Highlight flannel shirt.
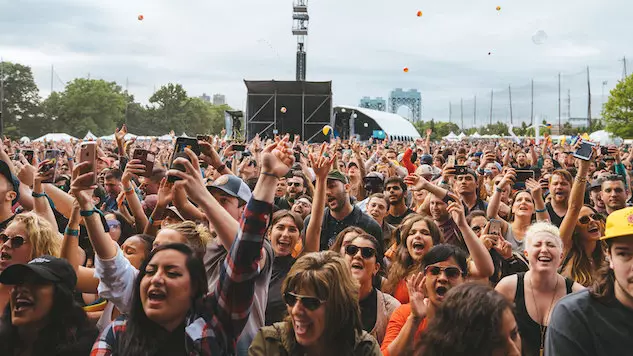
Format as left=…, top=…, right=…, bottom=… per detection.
left=91, top=198, right=272, bottom=356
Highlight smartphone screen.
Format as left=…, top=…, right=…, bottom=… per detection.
left=79, top=142, right=97, bottom=185
left=454, top=165, right=468, bottom=175
left=168, top=138, right=200, bottom=182
left=233, top=144, right=246, bottom=152
left=489, top=219, right=502, bottom=236
left=573, top=142, right=595, bottom=161
left=133, top=149, right=155, bottom=177
left=24, top=150, right=35, bottom=164
left=447, top=155, right=456, bottom=166
left=41, top=150, right=60, bottom=183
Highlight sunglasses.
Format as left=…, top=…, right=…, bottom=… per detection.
left=345, top=244, right=377, bottom=259
left=578, top=213, right=602, bottom=225
left=288, top=182, right=303, bottom=187
left=283, top=292, right=326, bottom=311
left=424, top=265, right=463, bottom=279
left=471, top=225, right=484, bottom=233
left=0, top=234, right=27, bottom=249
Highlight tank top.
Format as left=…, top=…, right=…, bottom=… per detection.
left=514, top=272, right=574, bottom=356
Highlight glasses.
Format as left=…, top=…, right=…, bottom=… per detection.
left=107, top=220, right=121, bottom=229
left=0, top=234, right=27, bottom=249
left=283, top=292, right=326, bottom=311
left=288, top=182, right=303, bottom=187
left=345, top=244, right=377, bottom=259
left=424, top=265, right=463, bottom=279
left=579, top=213, right=602, bottom=225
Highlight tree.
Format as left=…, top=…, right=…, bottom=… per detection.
left=414, top=119, right=460, bottom=141
left=0, top=61, right=43, bottom=137
left=603, top=74, right=633, bottom=138
left=52, top=79, right=127, bottom=137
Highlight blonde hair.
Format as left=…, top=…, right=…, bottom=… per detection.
left=525, top=222, right=562, bottom=250
left=11, top=212, right=61, bottom=259
left=163, top=221, right=211, bottom=259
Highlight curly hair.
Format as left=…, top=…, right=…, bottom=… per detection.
left=11, top=212, right=61, bottom=260
left=416, top=283, right=517, bottom=356
left=282, top=251, right=362, bottom=355
left=383, top=215, right=443, bottom=295
left=162, top=221, right=211, bottom=259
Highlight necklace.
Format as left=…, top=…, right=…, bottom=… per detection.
left=529, top=273, right=560, bottom=356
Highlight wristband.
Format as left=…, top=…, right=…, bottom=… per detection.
left=124, top=186, right=134, bottom=193
left=32, top=191, right=48, bottom=198
left=80, top=208, right=99, bottom=217
left=535, top=208, right=547, bottom=213
left=495, top=187, right=504, bottom=193
left=261, top=172, right=280, bottom=179
left=67, top=157, right=74, bottom=161
left=149, top=217, right=163, bottom=227
left=64, top=228, right=80, bottom=236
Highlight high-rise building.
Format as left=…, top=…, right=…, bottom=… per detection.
left=199, top=93, right=211, bottom=103
left=360, top=97, right=387, bottom=111
left=213, top=94, right=226, bottom=106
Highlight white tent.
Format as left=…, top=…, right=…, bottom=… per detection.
left=443, top=132, right=459, bottom=141
left=157, top=134, right=173, bottom=141
left=84, top=131, right=97, bottom=140
left=180, top=132, right=189, bottom=137
left=470, top=132, right=481, bottom=138
left=589, top=130, right=621, bottom=146
left=457, top=132, right=467, bottom=140
left=33, top=133, right=77, bottom=142
left=19, top=136, right=30, bottom=143
left=99, top=133, right=137, bottom=141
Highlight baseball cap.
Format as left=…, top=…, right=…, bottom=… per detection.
left=0, top=160, right=20, bottom=206
left=601, top=207, right=633, bottom=241
left=590, top=179, right=603, bottom=190
left=327, top=170, right=348, bottom=184
left=347, top=161, right=358, bottom=169
left=0, top=255, right=77, bottom=291
left=364, top=171, right=384, bottom=182
left=604, top=156, right=615, bottom=161
left=417, top=164, right=434, bottom=177
left=420, top=154, right=433, bottom=166
left=166, top=206, right=185, bottom=221
left=207, top=174, right=252, bottom=205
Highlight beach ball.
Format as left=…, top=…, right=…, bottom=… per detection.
left=417, top=11, right=422, bottom=17
left=403, top=67, right=409, bottom=73
left=280, top=107, right=287, bottom=114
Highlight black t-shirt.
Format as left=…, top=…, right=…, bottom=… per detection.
left=0, top=214, right=15, bottom=232
left=385, top=208, right=416, bottom=227
left=303, top=206, right=384, bottom=252
left=546, top=289, right=633, bottom=356
left=359, top=288, right=378, bottom=333
left=546, top=202, right=565, bottom=227
left=265, top=255, right=295, bottom=326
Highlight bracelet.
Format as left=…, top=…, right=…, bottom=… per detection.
left=575, top=177, right=588, bottom=184
left=535, top=208, right=547, bottom=213
left=149, top=217, right=163, bottom=227
left=67, top=157, right=74, bottom=161
left=64, top=228, right=80, bottom=236
left=216, top=164, right=226, bottom=172
left=495, top=187, right=504, bottom=193
left=124, top=186, right=134, bottom=193
left=80, top=208, right=97, bottom=217
left=32, top=191, right=47, bottom=198
left=261, top=172, right=279, bottom=179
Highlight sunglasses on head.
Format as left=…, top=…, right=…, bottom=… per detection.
left=424, top=265, right=463, bottom=279
left=283, top=292, right=326, bottom=311
left=578, top=213, right=602, bottom=225
left=0, top=234, right=27, bottom=249
left=345, top=244, right=377, bottom=259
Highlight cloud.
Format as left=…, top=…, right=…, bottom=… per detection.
left=0, top=0, right=630, bottom=129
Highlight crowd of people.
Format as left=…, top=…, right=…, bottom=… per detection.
left=0, top=125, right=631, bottom=356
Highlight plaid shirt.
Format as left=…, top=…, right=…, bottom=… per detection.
left=91, top=198, right=272, bottom=356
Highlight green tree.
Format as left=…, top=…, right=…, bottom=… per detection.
left=603, top=74, right=633, bottom=138
left=52, top=78, right=127, bottom=137
left=414, top=119, right=460, bottom=141
left=0, top=61, right=43, bottom=137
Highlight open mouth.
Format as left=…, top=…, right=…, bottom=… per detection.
left=277, top=239, right=292, bottom=249
left=0, top=252, right=11, bottom=261
left=436, top=286, right=448, bottom=297
left=588, top=226, right=600, bottom=234
left=148, top=290, right=166, bottom=302
left=327, top=196, right=336, bottom=204
left=13, top=297, right=34, bottom=312
left=412, top=242, right=425, bottom=253
left=293, top=319, right=312, bottom=336
left=537, top=256, right=552, bottom=262
left=351, top=261, right=364, bottom=270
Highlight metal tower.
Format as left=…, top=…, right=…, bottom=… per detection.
left=292, top=0, right=309, bottom=81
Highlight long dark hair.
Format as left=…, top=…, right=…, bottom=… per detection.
left=416, top=283, right=516, bottom=356
left=563, top=205, right=606, bottom=286
left=589, top=239, right=617, bottom=303
left=0, top=283, right=97, bottom=355
left=115, top=243, right=208, bottom=356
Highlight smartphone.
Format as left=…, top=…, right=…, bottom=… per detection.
left=573, top=141, right=596, bottom=161
left=454, top=165, right=468, bottom=175
left=168, top=137, right=200, bottom=182
left=233, top=144, right=246, bottom=152
left=489, top=219, right=502, bottom=236
left=447, top=155, right=456, bottom=166
left=133, top=149, right=155, bottom=177
left=513, top=169, right=535, bottom=190
left=197, top=135, right=210, bottom=142
left=78, top=142, right=97, bottom=185
left=600, top=146, right=609, bottom=156
left=294, top=152, right=301, bottom=162
left=40, top=149, right=61, bottom=183
left=23, top=150, right=35, bottom=165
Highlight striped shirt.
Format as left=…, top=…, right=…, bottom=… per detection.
left=91, top=198, right=272, bottom=356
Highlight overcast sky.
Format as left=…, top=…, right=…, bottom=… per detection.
left=1, top=0, right=631, bottom=127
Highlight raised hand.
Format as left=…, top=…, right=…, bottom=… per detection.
left=199, top=141, right=223, bottom=168
left=404, top=173, right=429, bottom=192
left=309, top=143, right=334, bottom=181
left=406, top=272, right=429, bottom=319
left=156, top=177, right=174, bottom=207
left=493, top=236, right=513, bottom=260
left=525, top=178, right=542, bottom=197
left=447, top=195, right=466, bottom=226
left=70, top=162, right=97, bottom=208
left=261, top=136, right=295, bottom=178
left=115, top=125, right=128, bottom=143
left=498, top=168, right=516, bottom=188
left=122, top=159, right=146, bottom=184
left=166, top=148, right=208, bottom=205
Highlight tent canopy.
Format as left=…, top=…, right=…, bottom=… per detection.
left=335, top=105, right=421, bottom=141
left=34, top=133, right=77, bottom=142
left=471, top=132, right=481, bottom=138
left=84, top=131, right=97, bottom=140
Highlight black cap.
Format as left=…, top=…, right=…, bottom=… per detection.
left=0, top=160, right=20, bottom=206
left=0, top=255, right=77, bottom=290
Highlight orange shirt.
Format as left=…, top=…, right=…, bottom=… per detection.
left=381, top=304, right=428, bottom=356
left=393, top=279, right=409, bottom=304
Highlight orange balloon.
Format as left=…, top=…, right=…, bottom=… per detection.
left=403, top=67, right=409, bottom=73
left=138, top=14, right=144, bottom=21
left=416, top=11, right=422, bottom=17
left=496, top=6, right=501, bottom=11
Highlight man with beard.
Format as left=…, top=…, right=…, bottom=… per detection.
left=303, top=170, right=382, bottom=251
left=357, top=172, right=385, bottom=213
left=513, top=151, right=531, bottom=169
left=589, top=179, right=607, bottom=214
left=366, top=193, right=396, bottom=249
left=455, top=169, right=487, bottom=216
left=600, top=175, right=628, bottom=214
left=384, top=177, right=416, bottom=226
left=545, top=208, right=633, bottom=355
left=101, top=169, right=123, bottom=212
left=286, top=173, right=307, bottom=203
left=546, top=170, right=572, bottom=227
left=291, top=194, right=312, bottom=220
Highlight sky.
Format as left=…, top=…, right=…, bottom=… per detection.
left=1, top=0, right=631, bottom=128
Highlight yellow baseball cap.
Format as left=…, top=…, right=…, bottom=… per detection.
left=601, top=207, right=633, bottom=240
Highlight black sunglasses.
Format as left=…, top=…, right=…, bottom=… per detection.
left=471, top=225, right=483, bottom=233
left=578, top=213, right=602, bottom=225
left=424, top=265, right=463, bottom=279
left=283, top=292, right=326, bottom=311
left=345, top=244, right=377, bottom=259
left=0, top=234, right=27, bottom=249
left=288, top=182, right=303, bottom=187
